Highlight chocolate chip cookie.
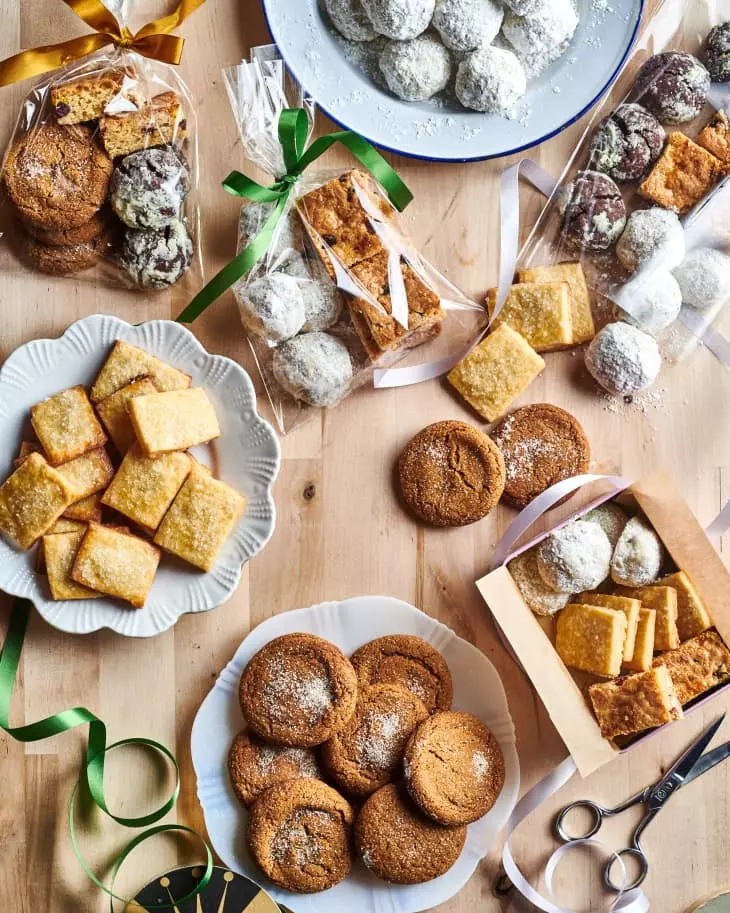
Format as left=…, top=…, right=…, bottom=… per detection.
left=227, top=729, right=322, bottom=807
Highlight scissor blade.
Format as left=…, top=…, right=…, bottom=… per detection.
left=653, top=713, right=726, bottom=794
left=682, top=741, right=730, bottom=787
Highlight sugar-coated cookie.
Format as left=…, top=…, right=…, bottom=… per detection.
left=537, top=519, right=612, bottom=592
left=611, top=516, right=663, bottom=586
left=227, top=729, right=322, bottom=807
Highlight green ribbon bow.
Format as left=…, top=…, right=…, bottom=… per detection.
left=0, top=597, right=213, bottom=910
left=176, top=107, right=413, bottom=324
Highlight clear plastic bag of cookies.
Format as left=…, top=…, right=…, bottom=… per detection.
left=222, top=47, right=485, bottom=434
left=513, top=0, right=730, bottom=397
left=0, top=13, right=202, bottom=298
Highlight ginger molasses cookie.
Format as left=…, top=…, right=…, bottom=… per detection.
left=491, top=404, right=590, bottom=509
left=21, top=208, right=110, bottom=247
left=22, top=223, right=115, bottom=276
left=239, top=633, right=357, bottom=748
left=248, top=779, right=354, bottom=893
left=4, top=125, right=113, bottom=231
left=355, top=784, right=467, bottom=884
left=404, top=711, right=505, bottom=826
left=321, top=683, right=428, bottom=798
left=228, top=729, right=322, bottom=807
left=350, top=634, right=453, bottom=712
left=397, top=420, right=505, bottom=527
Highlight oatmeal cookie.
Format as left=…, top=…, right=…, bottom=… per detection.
left=350, top=634, right=453, bottom=712
left=239, top=633, right=358, bottom=747
left=397, top=420, right=505, bottom=527
left=227, top=729, right=322, bottom=807
left=22, top=222, right=115, bottom=275
left=248, top=779, right=354, bottom=893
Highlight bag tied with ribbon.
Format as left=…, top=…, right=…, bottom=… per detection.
left=0, top=0, right=205, bottom=295
left=179, top=48, right=487, bottom=435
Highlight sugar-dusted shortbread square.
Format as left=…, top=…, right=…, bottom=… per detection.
left=639, top=132, right=725, bottom=214
left=624, top=608, right=656, bottom=672
left=0, top=453, right=76, bottom=549
left=101, top=443, right=192, bottom=533
left=96, top=377, right=159, bottom=454
left=31, top=386, right=107, bottom=465
left=487, top=281, right=573, bottom=352
left=573, top=593, right=641, bottom=662
left=556, top=602, right=627, bottom=677
left=589, top=665, right=683, bottom=739
left=154, top=465, right=246, bottom=571
left=128, top=388, right=220, bottom=457
left=71, top=524, right=160, bottom=608
left=44, top=530, right=101, bottom=600
left=36, top=517, right=88, bottom=573
left=14, top=440, right=41, bottom=467
left=517, top=261, right=595, bottom=344
left=615, top=585, right=680, bottom=651
left=63, top=492, right=103, bottom=523
left=653, top=631, right=730, bottom=704
left=90, top=340, right=191, bottom=403
left=447, top=324, right=545, bottom=423
left=55, top=448, right=114, bottom=501
left=659, top=571, right=712, bottom=641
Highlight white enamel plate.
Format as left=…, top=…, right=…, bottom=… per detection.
left=191, top=596, right=520, bottom=913
left=262, top=0, right=644, bottom=162
left=0, top=315, right=280, bottom=638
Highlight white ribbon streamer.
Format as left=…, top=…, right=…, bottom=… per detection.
left=679, top=309, right=730, bottom=367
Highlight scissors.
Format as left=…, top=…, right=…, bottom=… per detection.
left=555, top=713, right=730, bottom=893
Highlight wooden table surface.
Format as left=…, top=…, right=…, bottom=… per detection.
left=1, top=1, right=729, bottom=911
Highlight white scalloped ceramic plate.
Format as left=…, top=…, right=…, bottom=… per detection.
left=191, top=596, right=520, bottom=913
left=0, top=315, right=280, bottom=638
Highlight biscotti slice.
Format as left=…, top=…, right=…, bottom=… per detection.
left=0, top=453, right=76, bottom=549
left=31, top=385, right=107, bottom=464
left=487, top=281, right=573, bottom=352
left=51, top=69, right=143, bottom=125
left=653, top=630, right=730, bottom=704
left=556, top=602, right=628, bottom=678
left=615, top=585, right=680, bottom=651
left=624, top=608, right=656, bottom=672
left=71, top=523, right=160, bottom=608
left=95, top=376, right=159, bottom=454
left=128, top=388, right=220, bottom=456
left=44, top=530, right=101, bottom=600
left=659, top=571, right=712, bottom=642
left=517, top=261, right=595, bottom=344
left=99, top=91, right=186, bottom=159
left=639, top=132, right=725, bottom=214
left=90, top=340, right=190, bottom=403
left=573, top=593, right=641, bottom=662
left=588, top=665, right=683, bottom=739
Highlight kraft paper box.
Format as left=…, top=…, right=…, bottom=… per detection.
left=476, top=471, right=730, bottom=777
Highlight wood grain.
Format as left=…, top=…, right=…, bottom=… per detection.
left=0, top=1, right=729, bottom=911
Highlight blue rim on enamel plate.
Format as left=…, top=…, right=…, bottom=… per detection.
left=0, top=315, right=280, bottom=638
left=191, top=596, right=520, bottom=913
left=261, top=0, right=644, bottom=162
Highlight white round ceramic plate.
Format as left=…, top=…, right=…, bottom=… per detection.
left=191, top=595, right=520, bottom=913
left=262, top=0, right=644, bottom=162
left=0, top=315, right=280, bottom=638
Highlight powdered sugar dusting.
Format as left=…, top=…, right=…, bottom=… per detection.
left=257, top=745, right=321, bottom=779
left=472, top=750, right=491, bottom=778
left=270, top=809, right=335, bottom=866
left=356, top=711, right=403, bottom=769
left=262, top=658, right=334, bottom=725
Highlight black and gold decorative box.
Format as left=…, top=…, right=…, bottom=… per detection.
left=129, top=865, right=283, bottom=913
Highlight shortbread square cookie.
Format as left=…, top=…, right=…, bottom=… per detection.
left=624, top=608, right=656, bottom=672
left=556, top=602, right=628, bottom=677
left=639, top=132, right=725, bottom=213
left=55, top=448, right=114, bottom=501
left=101, top=443, right=192, bottom=533
left=71, top=524, right=160, bottom=608
left=154, top=465, right=246, bottom=571
left=44, top=530, right=101, bottom=600
left=36, top=517, right=88, bottom=573
left=14, top=440, right=41, bottom=467
left=128, top=388, right=220, bottom=457
left=653, top=631, right=730, bottom=704
left=31, top=386, right=107, bottom=464
left=0, top=453, right=76, bottom=549
left=659, top=571, right=712, bottom=641
left=96, top=377, right=159, bottom=454
left=517, top=262, right=595, bottom=344
left=698, top=111, right=730, bottom=166
left=63, top=492, right=102, bottom=523
left=90, top=340, right=191, bottom=403
left=574, top=593, right=641, bottom=662
left=447, top=324, right=545, bottom=422
left=589, top=665, right=683, bottom=739
left=615, top=585, right=680, bottom=651
left=487, top=281, right=573, bottom=352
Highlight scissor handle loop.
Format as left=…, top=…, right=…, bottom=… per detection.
left=554, top=800, right=604, bottom=842
left=604, top=847, right=649, bottom=893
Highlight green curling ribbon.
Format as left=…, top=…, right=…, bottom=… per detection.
left=0, top=597, right=213, bottom=910
left=176, top=106, right=413, bottom=324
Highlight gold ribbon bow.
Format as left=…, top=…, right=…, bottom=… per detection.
left=0, top=0, right=206, bottom=87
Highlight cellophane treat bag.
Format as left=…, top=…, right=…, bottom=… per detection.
left=516, top=0, right=730, bottom=393
left=224, top=47, right=485, bottom=434
left=0, top=5, right=202, bottom=297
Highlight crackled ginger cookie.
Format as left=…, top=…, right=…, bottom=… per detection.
left=227, top=729, right=322, bottom=807
left=248, top=779, right=354, bottom=893
left=404, top=711, right=505, bottom=826
left=239, top=633, right=357, bottom=748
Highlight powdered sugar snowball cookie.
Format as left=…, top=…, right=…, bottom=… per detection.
left=616, top=207, right=685, bottom=274
left=432, top=0, right=503, bottom=52
left=585, top=322, right=661, bottom=396
left=238, top=273, right=306, bottom=343
left=455, top=46, right=526, bottom=116
left=273, top=332, right=353, bottom=407
left=560, top=170, right=627, bottom=252
left=508, top=549, right=570, bottom=617
left=501, top=0, right=578, bottom=78
left=110, top=148, right=189, bottom=230
left=589, top=103, right=666, bottom=183
left=238, top=201, right=303, bottom=254
left=379, top=34, right=452, bottom=101
left=635, top=52, right=710, bottom=124
left=118, top=220, right=192, bottom=289
left=278, top=250, right=344, bottom=331
left=361, top=0, right=436, bottom=39
left=617, top=270, right=682, bottom=336
left=673, top=247, right=730, bottom=311
left=584, top=502, right=629, bottom=549
left=501, top=0, right=541, bottom=15
left=611, top=515, right=663, bottom=586
left=536, top=519, right=612, bottom=593
left=324, top=0, right=379, bottom=41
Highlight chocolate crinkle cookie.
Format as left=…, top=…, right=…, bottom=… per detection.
left=111, top=148, right=190, bottom=230
left=590, top=103, right=666, bottom=182
left=704, top=22, right=730, bottom=83
left=560, top=170, right=627, bottom=252
left=119, top=219, right=193, bottom=288
left=634, top=52, right=710, bottom=123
